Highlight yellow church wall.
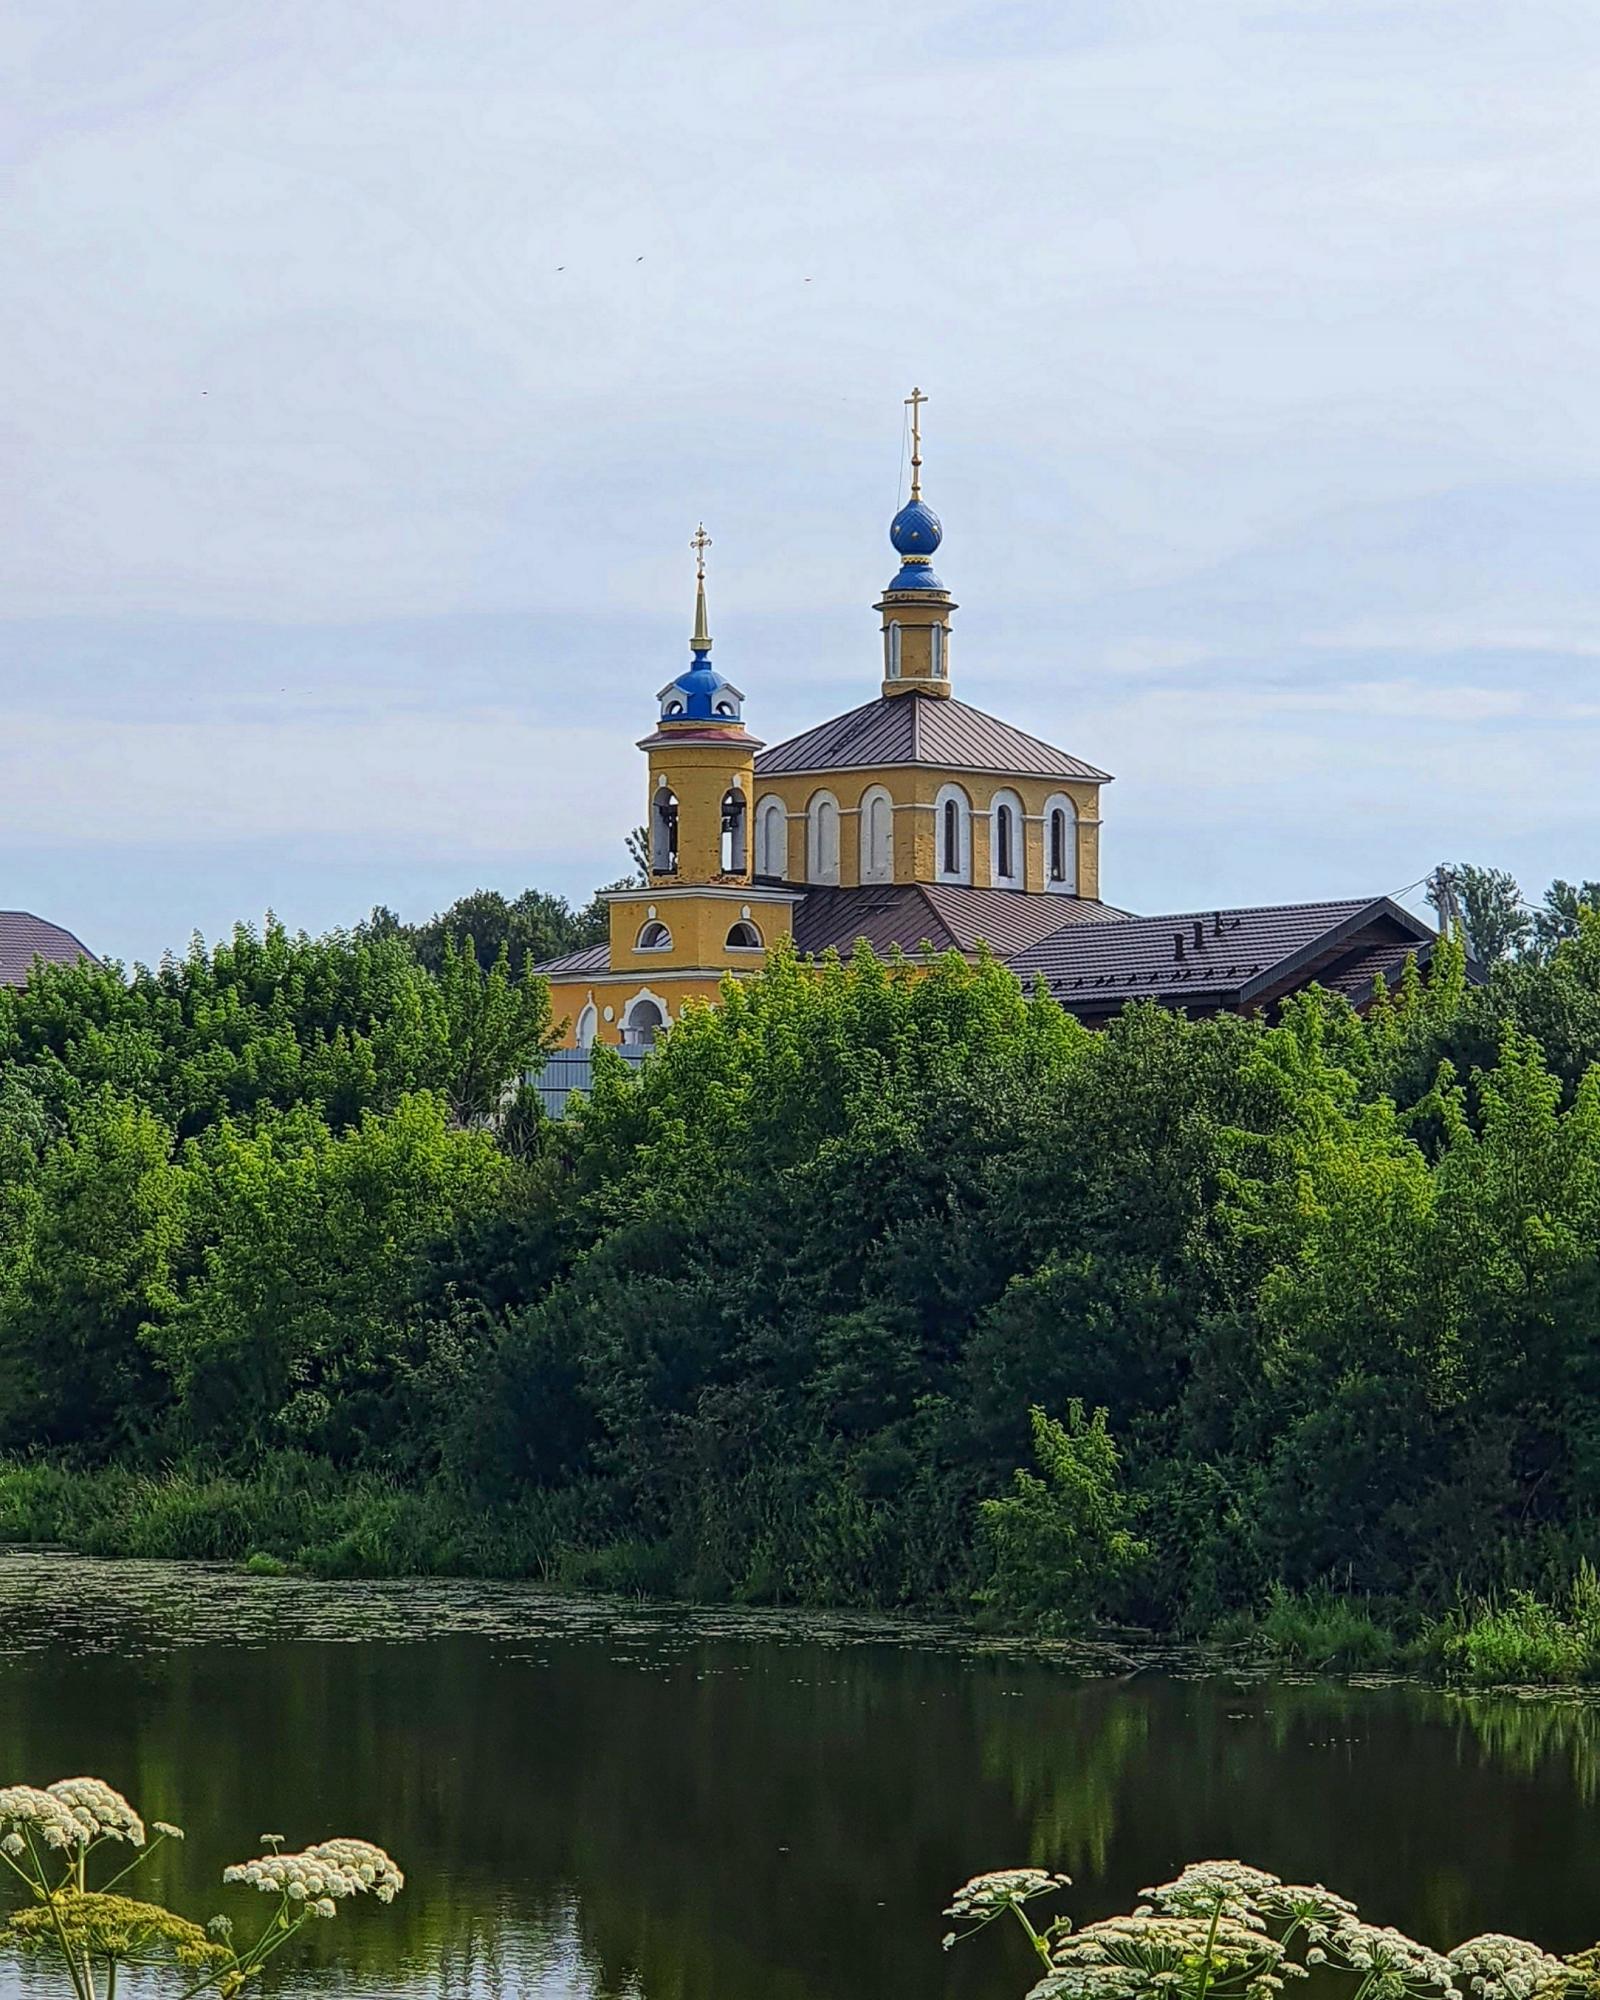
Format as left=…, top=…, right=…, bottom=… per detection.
left=546, top=972, right=734, bottom=1050
left=608, top=888, right=795, bottom=974
left=643, top=727, right=757, bottom=884
left=750, top=768, right=1103, bottom=897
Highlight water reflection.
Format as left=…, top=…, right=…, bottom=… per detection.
left=2, top=1555, right=1600, bottom=2000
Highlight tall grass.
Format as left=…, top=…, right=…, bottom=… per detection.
left=0, top=1457, right=609, bottom=1581
left=1420, top=1564, right=1600, bottom=1685
left=1249, top=1586, right=1401, bottom=1670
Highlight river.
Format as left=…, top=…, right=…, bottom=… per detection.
left=1, top=1550, right=1598, bottom=1997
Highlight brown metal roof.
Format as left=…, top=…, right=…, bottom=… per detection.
left=0, top=911, right=95, bottom=987
left=534, top=942, right=612, bottom=978
left=755, top=693, right=1112, bottom=783
left=792, top=883, right=1126, bottom=959
left=1008, top=898, right=1436, bottom=1011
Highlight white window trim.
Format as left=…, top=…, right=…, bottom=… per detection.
left=635, top=921, right=674, bottom=951
left=933, top=782, right=972, bottom=885
left=930, top=624, right=946, bottom=678
left=989, top=789, right=1024, bottom=889
left=858, top=784, right=895, bottom=884
left=754, top=795, right=789, bottom=878
left=1043, top=792, right=1078, bottom=894
left=807, top=789, right=841, bottom=885
left=886, top=623, right=903, bottom=679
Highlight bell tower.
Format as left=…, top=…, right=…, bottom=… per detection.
left=878, top=386, right=956, bottom=699
left=607, top=526, right=799, bottom=982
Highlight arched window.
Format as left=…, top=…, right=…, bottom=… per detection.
left=720, top=786, right=747, bottom=873
left=885, top=623, right=903, bottom=679
left=754, top=796, right=788, bottom=878
left=930, top=625, right=947, bottom=678
left=807, top=790, right=840, bottom=885
left=651, top=786, right=679, bottom=874
left=990, top=789, right=1024, bottom=889
left=623, top=997, right=666, bottom=1047
left=1044, top=793, right=1078, bottom=893
left=725, top=920, right=763, bottom=949
left=859, top=785, right=894, bottom=884
left=636, top=920, right=673, bottom=951
left=934, top=783, right=971, bottom=884
left=714, top=697, right=738, bottom=718
left=575, top=1002, right=598, bottom=1050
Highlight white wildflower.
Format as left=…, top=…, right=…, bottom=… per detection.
left=1262, top=1884, right=1360, bottom=1940
left=1050, top=1913, right=1286, bottom=1991
left=223, top=1837, right=404, bottom=1911
left=946, top=1868, right=1074, bottom=1927
left=1143, top=1862, right=1281, bottom=1928
left=313, top=1898, right=337, bottom=1920
left=0, top=1786, right=94, bottom=1851
left=1330, top=1920, right=1458, bottom=1996
left=46, top=1778, right=146, bottom=1847
left=153, top=1821, right=185, bottom=1841
left=1448, top=1936, right=1568, bottom=2000
left=1, top=1833, right=24, bottom=1858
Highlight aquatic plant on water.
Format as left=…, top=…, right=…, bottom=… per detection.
left=0, top=1775, right=402, bottom=1999
left=945, top=1859, right=1572, bottom=2000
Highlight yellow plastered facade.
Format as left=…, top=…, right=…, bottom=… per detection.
left=748, top=768, right=1102, bottom=898
left=878, top=586, right=956, bottom=700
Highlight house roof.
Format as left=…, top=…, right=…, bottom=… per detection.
left=792, top=883, right=1128, bottom=959
left=1007, top=897, right=1437, bottom=1014
left=0, top=911, right=96, bottom=987
left=534, top=942, right=612, bottom=978
left=754, top=692, right=1112, bottom=783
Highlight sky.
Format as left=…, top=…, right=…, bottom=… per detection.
left=5, top=0, right=1600, bottom=964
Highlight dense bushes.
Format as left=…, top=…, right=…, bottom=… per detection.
left=8, top=908, right=1600, bottom=1662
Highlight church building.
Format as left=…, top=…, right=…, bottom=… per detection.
left=538, top=396, right=1439, bottom=1051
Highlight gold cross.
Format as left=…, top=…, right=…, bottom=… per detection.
left=690, top=521, right=712, bottom=580
left=905, top=386, right=927, bottom=499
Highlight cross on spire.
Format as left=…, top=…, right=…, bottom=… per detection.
left=690, top=522, right=712, bottom=651
left=905, top=386, right=927, bottom=500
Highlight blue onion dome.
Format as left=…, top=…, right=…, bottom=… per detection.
left=890, top=496, right=943, bottom=557
left=886, top=494, right=946, bottom=592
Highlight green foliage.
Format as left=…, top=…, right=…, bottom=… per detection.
left=1421, top=1565, right=1600, bottom=1685
left=1251, top=1587, right=1399, bottom=1670
left=976, top=1403, right=1147, bottom=1630
left=11, top=889, right=1600, bottom=1660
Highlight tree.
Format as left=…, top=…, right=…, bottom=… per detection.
left=1429, top=863, right=1532, bottom=964
left=975, top=1403, right=1148, bottom=1630
left=402, top=889, right=592, bottom=976
left=1534, top=879, right=1600, bottom=957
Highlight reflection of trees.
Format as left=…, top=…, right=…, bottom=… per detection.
left=976, top=1679, right=1149, bottom=1875
left=1437, top=1692, right=1600, bottom=1805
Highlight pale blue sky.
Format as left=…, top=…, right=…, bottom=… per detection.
left=5, top=0, right=1599, bottom=962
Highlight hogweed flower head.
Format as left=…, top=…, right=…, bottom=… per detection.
left=945, top=1868, right=1073, bottom=1935
left=153, top=1820, right=185, bottom=1841
left=1143, top=1862, right=1282, bottom=1929
left=1045, top=1912, right=1292, bottom=1997
left=1330, top=1920, right=1458, bottom=1996
left=0, top=1785, right=95, bottom=1852
left=1261, top=1884, right=1360, bottom=1940
left=1448, top=1935, right=1568, bottom=2000
left=223, top=1837, right=404, bottom=1910
left=47, top=1778, right=146, bottom=1847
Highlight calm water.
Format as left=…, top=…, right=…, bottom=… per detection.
left=3, top=1553, right=1600, bottom=1998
